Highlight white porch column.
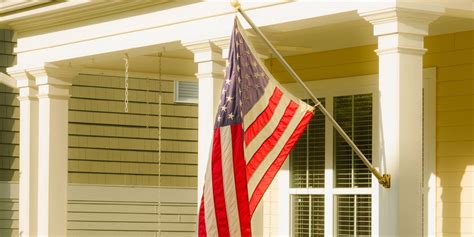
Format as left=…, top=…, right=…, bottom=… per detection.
left=8, top=69, right=39, bottom=237
left=28, top=64, right=77, bottom=236
left=359, top=6, right=442, bottom=236
left=184, top=41, right=225, bottom=204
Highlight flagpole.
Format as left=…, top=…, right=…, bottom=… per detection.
left=231, top=1, right=391, bottom=188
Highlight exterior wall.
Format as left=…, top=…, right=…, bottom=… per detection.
left=268, top=30, right=473, bottom=236
left=0, top=72, right=199, bottom=235
left=0, top=84, right=18, bottom=182
left=0, top=183, right=196, bottom=236
left=0, top=72, right=199, bottom=187
left=0, top=29, right=18, bottom=182
left=425, top=31, right=474, bottom=236
left=0, top=183, right=18, bottom=236
left=68, top=73, right=198, bottom=187
left=0, top=30, right=15, bottom=74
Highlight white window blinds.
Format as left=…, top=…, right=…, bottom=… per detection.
left=335, top=195, right=372, bottom=236
left=292, top=194, right=325, bottom=236
left=290, top=99, right=325, bottom=188
left=334, top=94, right=372, bottom=188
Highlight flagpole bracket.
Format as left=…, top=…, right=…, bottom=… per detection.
left=379, top=174, right=391, bottom=189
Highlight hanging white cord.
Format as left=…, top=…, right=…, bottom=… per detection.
left=156, top=51, right=163, bottom=237
left=123, top=53, right=130, bottom=113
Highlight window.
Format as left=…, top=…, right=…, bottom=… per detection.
left=290, top=93, right=374, bottom=236
left=283, top=69, right=435, bottom=236
left=290, top=99, right=326, bottom=237
left=174, top=80, right=198, bottom=103
left=291, top=99, right=325, bottom=189
left=292, top=194, right=324, bottom=236
left=334, top=95, right=372, bottom=188
left=335, top=195, right=372, bottom=236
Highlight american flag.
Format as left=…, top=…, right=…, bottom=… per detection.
left=198, top=19, right=314, bottom=237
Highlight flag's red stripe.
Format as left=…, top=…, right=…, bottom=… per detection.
left=246, top=100, right=299, bottom=180
left=211, top=129, right=231, bottom=237
left=244, top=87, right=283, bottom=146
left=231, top=124, right=252, bottom=237
left=248, top=111, right=314, bottom=216
left=198, top=195, right=207, bottom=237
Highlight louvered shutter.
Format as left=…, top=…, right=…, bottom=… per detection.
left=175, top=81, right=198, bottom=103
left=334, top=94, right=372, bottom=188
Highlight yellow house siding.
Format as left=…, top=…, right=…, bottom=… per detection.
left=0, top=73, right=199, bottom=187
left=426, top=31, right=474, bottom=236
left=266, top=45, right=378, bottom=83
left=268, top=30, right=473, bottom=236
left=68, top=74, right=198, bottom=187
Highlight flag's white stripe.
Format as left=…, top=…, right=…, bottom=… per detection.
left=247, top=101, right=309, bottom=199
left=243, top=82, right=276, bottom=130
left=220, top=126, right=242, bottom=237
left=204, top=150, right=217, bottom=236
left=244, top=95, right=291, bottom=163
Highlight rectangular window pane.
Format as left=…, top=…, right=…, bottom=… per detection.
left=291, top=99, right=325, bottom=188
left=335, top=195, right=372, bottom=236
left=334, top=94, right=372, bottom=188
left=292, top=194, right=324, bottom=236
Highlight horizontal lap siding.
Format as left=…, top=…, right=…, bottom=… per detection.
left=0, top=198, right=18, bottom=237
left=0, top=183, right=197, bottom=237
left=68, top=74, right=198, bottom=187
left=0, top=29, right=18, bottom=183
left=426, top=31, right=474, bottom=236
left=67, top=185, right=197, bottom=236
left=68, top=201, right=196, bottom=236
left=0, top=85, right=19, bottom=182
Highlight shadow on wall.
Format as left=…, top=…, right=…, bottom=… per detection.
left=438, top=119, right=473, bottom=235
left=0, top=28, right=19, bottom=236
left=0, top=83, right=18, bottom=182
left=0, top=83, right=19, bottom=237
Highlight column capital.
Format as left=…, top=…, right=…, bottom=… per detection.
left=184, top=40, right=226, bottom=79
left=27, top=63, right=78, bottom=100
left=7, top=67, right=35, bottom=88
left=183, top=40, right=224, bottom=63
left=7, top=68, right=38, bottom=101
left=211, top=37, right=231, bottom=60
left=359, top=5, right=443, bottom=56
left=27, top=63, right=78, bottom=86
left=359, top=5, right=444, bottom=36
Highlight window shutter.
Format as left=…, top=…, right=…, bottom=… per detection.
left=292, top=194, right=324, bottom=236
left=334, top=94, right=372, bottom=188
left=336, top=195, right=372, bottom=236
left=175, top=81, right=198, bottom=104
left=291, top=99, right=325, bottom=188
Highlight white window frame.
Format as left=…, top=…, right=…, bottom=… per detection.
left=174, top=80, right=199, bottom=104
left=260, top=68, right=436, bottom=236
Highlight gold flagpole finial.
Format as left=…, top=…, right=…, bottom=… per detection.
left=230, top=0, right=241, bottom=10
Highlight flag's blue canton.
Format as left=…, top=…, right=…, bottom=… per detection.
left=215, top=23, right=270, bottom=128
